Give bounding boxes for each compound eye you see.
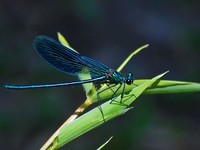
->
[126,79,133,85]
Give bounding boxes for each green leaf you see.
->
[138,80,200,94]
[90,79,200,104]
[117,44,149,72]
[46,72,167,149]
[57,32,77,52]
[97,136,113,150]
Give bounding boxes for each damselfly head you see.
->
[126,72,134,85]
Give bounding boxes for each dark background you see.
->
[0,0,200,150]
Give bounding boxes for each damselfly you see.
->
[3,35,135,116]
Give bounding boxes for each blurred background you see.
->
[0,0,200,149]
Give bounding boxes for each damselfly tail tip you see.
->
[2,84,11,89]
[2,84,18,90]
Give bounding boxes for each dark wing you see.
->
[33,35,111,77]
